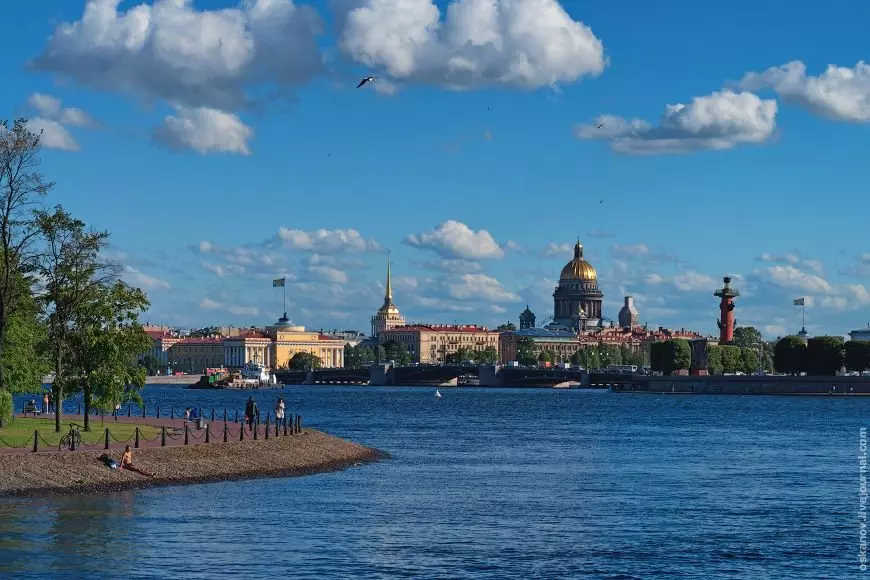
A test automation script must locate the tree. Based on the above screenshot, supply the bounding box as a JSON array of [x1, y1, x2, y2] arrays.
[[649, 341, 666, 373], [139, 354, 163, 376], [344, 344, 375, 369], [597, 343, 622, 367], [845, 341, 870, 373], [740, 347, 759, 374], [516, 336, 537, 366], [719, 345, 742, 374], [806, 336, 845, 376], [479, 346, 498, 364], [496, 322, 516, 331], [571, 348, 600, 369], [538, 350, 554, 364], [0, 120, 53, 404], [619, 344, 643, 367], [35, 206, 116, 432], [382, 340, 412, 366], [707, 345, 723, 375], [65, 281, 151, 432], [289, 352, 321, 371], [732, 326, 763, 348], [662, 339, 691, 374], [774, 336, 807, 375]]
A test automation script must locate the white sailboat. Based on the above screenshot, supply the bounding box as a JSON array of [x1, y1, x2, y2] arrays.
[[435, 389, 442, 399]]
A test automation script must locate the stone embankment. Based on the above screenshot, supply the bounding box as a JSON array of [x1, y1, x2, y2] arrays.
[[0, 430, 386, 497]]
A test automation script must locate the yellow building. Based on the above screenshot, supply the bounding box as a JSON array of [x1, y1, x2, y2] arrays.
[[380, 324, 500, 364], [167, 337, 225, 374], [265, 315, 346, 369], [371, 256, 405, 338]]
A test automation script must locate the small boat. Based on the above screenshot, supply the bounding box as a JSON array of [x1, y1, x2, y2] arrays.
[[435, 389, 442, 399]]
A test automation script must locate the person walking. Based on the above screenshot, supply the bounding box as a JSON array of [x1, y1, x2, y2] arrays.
[[43, 392, 49, 414], [275, 397, 285, 425], [244, 397, 255, 431]]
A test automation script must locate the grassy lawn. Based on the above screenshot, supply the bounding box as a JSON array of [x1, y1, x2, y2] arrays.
[[0, 417, 162, 449]]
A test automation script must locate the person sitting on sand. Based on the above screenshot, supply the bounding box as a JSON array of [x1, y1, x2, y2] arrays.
[[120, 445, 155, 477]]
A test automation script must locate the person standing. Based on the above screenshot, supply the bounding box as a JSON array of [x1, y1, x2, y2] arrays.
[[42, 392, 49, 414], [244, 397, 255, 431], [275, 397, 285, 425]]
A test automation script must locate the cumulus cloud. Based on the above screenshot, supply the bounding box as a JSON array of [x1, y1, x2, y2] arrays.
[[447, 273, 520, 303], [153, 106, 253, 155], [228, 305, 260, 317], [337, 0, 606, 90], [543, 242, 571, 258], [309, 265, 349, 284], [28, 93, 97, 128], [672, 271, 716, 292], [32, 0, 324, 112], [413, 259, 483, 274], [405, 220, 503, 259], [756, 252, 824, 275], [200, 297, 221, 309], [24, 117, 80, 152], [739, 60, 870, 123], [611, 243, 650, 258], [575, 90, 777, 154], [841, 254, 870, 278], [199, 240, 216, 253], [276, 227, 380, 253], [122, 265, 170, 291], [763, 265, 833, 294]]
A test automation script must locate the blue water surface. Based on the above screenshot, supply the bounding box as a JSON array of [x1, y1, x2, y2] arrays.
[[0, 386, 866, 578]]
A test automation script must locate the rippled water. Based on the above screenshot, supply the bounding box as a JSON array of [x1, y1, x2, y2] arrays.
[[1, 386, 866, 578]]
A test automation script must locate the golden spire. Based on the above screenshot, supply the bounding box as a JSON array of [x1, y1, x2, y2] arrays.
[[385, 251, 393, 303]]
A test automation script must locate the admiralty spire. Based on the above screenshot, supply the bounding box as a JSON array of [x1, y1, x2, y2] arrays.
[[371, 252, 405, 338]]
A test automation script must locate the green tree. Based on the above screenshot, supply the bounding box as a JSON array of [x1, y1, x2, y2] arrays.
[[845, 341, 870, 373], [139, 354, 163, 376], [707, 345, 723, 375], [774, 336, 807, 375], [289, 352, 321, 371], [732, 326, 763, 348], [806, 336, 845, 376], [0, 120, 53, 412], [649, 341, 666, 373], [538, 350, 555, 364], [35, 206, 115, 432], [65, 281, 151, 432], [740, 347, 759, 374], [719, 345, 742, 374], [597, 343, 622, 367], [479, 346, 498, 364], [375, 345, 387, 364], [619, 344, 643, 367], [343, 343, 358, 369], [516, 336, 537, 366], [496, 322, 516, 331], [662, 339, 691, 374], [382, 340, 412, 366]]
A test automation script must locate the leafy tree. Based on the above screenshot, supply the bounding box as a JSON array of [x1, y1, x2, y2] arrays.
[[774, 336, 807, 375], [571, 348, 600, 369], [719, 345, 742, 374], [139, 354, 163, 376], [619, 344, 643, 367], [375, 345, 387, 364], [845, 341, 870, 373], [732, 326, 763, 348], [189, 326, 222, 338], [479, 346, 498, 364], [0, 120, 53, 406], [65, 281, 151, 432], [516, 336, 537, 366], [740, 347, 759, 374], [662, 339, 691, 374], [35, 206, 116, 432], [537, 350, 554, 364], [289, 352, 321, 371], [382, 340, 412, 366], [806, 336, 845, 376], [597, 343, 622, 367], [707, 346, 723, 375], [344, 344, 375, 369], [649, 341, 666, 373], [496, 322, 516, 331]]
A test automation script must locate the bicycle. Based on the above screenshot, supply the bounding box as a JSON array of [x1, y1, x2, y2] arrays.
[[58, 423, 83, 451]]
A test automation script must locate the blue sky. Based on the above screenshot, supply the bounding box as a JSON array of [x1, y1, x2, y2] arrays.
[[2, 0, 870, 338]]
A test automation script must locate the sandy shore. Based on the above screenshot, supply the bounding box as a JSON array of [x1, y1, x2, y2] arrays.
[[0, 430, 387, 497]]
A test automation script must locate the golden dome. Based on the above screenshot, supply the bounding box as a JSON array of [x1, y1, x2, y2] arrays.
[[560, 241, 598, 281]]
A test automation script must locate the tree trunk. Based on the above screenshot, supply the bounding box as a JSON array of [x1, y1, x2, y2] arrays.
[[0, 301, 6, 427], [83, 383, 90, 432], [54, 347, 63, 433]]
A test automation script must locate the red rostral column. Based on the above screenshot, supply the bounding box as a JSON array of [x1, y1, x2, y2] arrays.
[[714, 276, 739, 344]]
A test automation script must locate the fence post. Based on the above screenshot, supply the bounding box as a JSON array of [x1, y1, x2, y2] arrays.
[[161, 426, 166, 447], [223, 409, 227, 422], [33, 430, 38, 453], [265, 417, 270, 440], [104, 428, 109, 450], [134, 427, 140, 449], [142, 404, 146, 418], [205, 425, 210, 443], [211, 409, 215, 422], [253, 422, 258, 440], [223, 422, 228, 443], [240, 422, 244, 441], [275, 419, 279, 437], [299, 415, 303, 433], [171, 407, 175, 419], [184, 423, 189, 445], [283, 417, 288, 436], [156, 406, 160, 419], [235, 410, 239, 423], [128, 404, 132, 417], [78, 402, 82, 415]]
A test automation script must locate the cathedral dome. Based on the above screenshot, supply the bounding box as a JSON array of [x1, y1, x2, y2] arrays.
[[560, 241, 597, 281]]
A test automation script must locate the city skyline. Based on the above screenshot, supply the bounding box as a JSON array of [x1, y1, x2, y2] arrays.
[[1, 1, 868, 337]]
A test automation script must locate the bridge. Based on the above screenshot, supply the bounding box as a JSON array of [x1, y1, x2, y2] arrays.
[[499, 367, 588, 388]]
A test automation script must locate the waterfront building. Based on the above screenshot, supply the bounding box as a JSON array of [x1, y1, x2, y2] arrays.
[[618, 296, 640, 328], [380, 324, 500, 364], [371, 256, 405, 338], [548, 241, 604, 331], [519, 306, 536, 329], [499, 328, 580, 364], [167, 337, 224, 374], [850, 326, 870, 342], [143, 328, 182, 365], [224, 330, 274, 368], [265, 314, 346, 369]]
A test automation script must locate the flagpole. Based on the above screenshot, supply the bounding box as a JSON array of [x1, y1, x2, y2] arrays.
[[802, 301, 805, 330], [283, 281, 287, 315]]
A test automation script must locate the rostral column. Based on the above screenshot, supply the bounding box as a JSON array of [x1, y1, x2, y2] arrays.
[[714, 276, 739, 344]]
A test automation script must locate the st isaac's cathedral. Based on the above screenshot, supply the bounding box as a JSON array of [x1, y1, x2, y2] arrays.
[[546, 240, 605, 332]]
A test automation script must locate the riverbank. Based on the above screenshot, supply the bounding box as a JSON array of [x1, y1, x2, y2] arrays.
[[0, 430, 386, 497]]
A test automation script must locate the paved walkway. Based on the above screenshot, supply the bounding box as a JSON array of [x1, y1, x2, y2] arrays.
[[0, 413, 299, 455]]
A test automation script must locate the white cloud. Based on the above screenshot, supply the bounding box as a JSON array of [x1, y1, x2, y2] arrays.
[[202, 262, 244, 278], [405, 220, 503, 259], [200, 297, 222, 310], [199, 240, 216, 253], [504, 240, 525, 253], [841, 254, 870, 278], [763, 324, 787, 337], [575, 90, 777, 154], [28, 92, 96, 128], [32, 0, 324, 111], [644, 273, 664, 285], [309, 265, 349, 284], [672, 271, 716, 292], [611, 243, 650, 258], [122, 265, 170, 291], [447, 273, 520, 303], [414, 258, 483, 274], [25, 117, 79, 152], [153, 106, 253, 155], [764, 265, 833, 294], [228, 305, 260, 317], [543, 242, 571, 258], [337, 0, 605, 90], [277, 227, 380, 253], [739, 60, 870, 123]]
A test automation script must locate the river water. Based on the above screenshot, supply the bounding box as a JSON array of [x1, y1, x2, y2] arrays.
[[1, 386, 866, 578]]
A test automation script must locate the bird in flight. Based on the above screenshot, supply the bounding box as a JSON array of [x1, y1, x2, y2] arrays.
[[357, 76, 376, 88], [596, 121, 606, 129]]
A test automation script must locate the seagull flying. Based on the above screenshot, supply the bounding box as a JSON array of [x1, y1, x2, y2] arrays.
[[357, 76, 376, 88], [596, 122, 606, 129]]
